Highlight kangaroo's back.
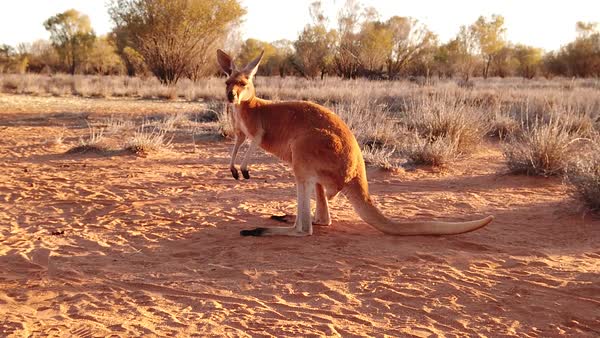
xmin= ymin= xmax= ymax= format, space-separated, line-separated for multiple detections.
xmin=236 ymin=98 xmax=361 ymax=167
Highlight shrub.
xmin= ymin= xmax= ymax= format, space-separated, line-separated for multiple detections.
xmin=102 ymin=116 xmax=135 ymax=135
xmin=503 ymin=120 xmax=584 ymax=176
xmin=490 ymin=112 xmax=520 ymax=139
xmin=403 ymin=133 xmax=459 ymax=167
xmin=156 ymin=113 xmax=190 ymax=131
xmin=216 ymin=103 xmax=234 ymax=138
xmin=362 ymin=145 xmax=399 ymax=170
xmin=334 ymin=98 xmax=402 ymax=148
xmin=109 ymin=0 xmax=245 ymax=84
xmin=125 ymin=125 xmax=172 ymax=155
xmin=567 ymin=143 xmax=600 ymax=212
xmin=403 ymin=92 xmax=489 ymax=154
xmin=68 ymin=126 xmax=110 ymax=153
xmin=399 ymin=91 xmax=489 ymax=166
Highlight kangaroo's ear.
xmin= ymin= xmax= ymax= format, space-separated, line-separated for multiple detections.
xmin=243 ymin=50 xmax=264 ymax=79
xmin=216 ymin=49 xmax=236 ymax=76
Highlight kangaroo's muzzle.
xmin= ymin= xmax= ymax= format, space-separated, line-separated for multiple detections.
xmin=227 ymin=91 xmax=236 ymax=103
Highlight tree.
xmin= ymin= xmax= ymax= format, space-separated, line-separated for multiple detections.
xmin=513 ymin=44 xmax=542 ymax=79
xmin=268 ymin=40 xmax=294 ymax=77
xmin=109 ymin=0 xmax=245 ymax=84
xmin=469 ymin=15 xmax=506 ymax=79
xmin=293 ymin=1 xmax=337 ymax=79
xmin=0 ymin=44 xmax=14 ymax=73
xmin=491 ymin=45 xmax=517 ymax=77
xmin=407 ymin=42 xmax=438 ymax=77
xmin=20 ymin=40 xmax=60 ymax=73
xmin=237 ymin=39 xmax=293 ymax=76
xmin=447 ymin=25 xmax=480 ymax=81
xmin=385 ymin=16 xmax=436 ymax=79
xmin=334 ymin=0 xmax=362 ymax=78
xmin=357 ymin=19 xmax=392 ymax=77
xmin=0 ymin=44 xmax=31 ymax=74
xmin=565 ymin=21 xmax=600 ymax=77
xmin=294 ymin=25 xmax=337 ymax=78
xmin=237 ymin=39 xmax=276 ymax=74
xmin=44 ymin=9 xmax=96 ymax=74
xmin=86 ymin=36 xmax=125 ymax=75
xmin=543 ymin=21 xmax=600 ymax=77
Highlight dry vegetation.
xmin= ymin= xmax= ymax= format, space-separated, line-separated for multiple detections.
xmin=1 ymin=74 xmax=600 ymax=336
xmin=1 ymin=74 xmax=600 ymax=210
xmin=568 ymin=143 xmax=600 ymax=211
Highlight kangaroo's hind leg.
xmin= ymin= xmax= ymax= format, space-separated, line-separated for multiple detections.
xmin=270 ymin=183 xmax=330 ymax=225
xmin=313 ymin=183 xmax=331 ymax=226
xmin=241 ymin=179 xmax=313 ymax=237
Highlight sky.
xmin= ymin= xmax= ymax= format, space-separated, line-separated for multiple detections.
xmin=0 ymin=0 xmax=598 ymax=52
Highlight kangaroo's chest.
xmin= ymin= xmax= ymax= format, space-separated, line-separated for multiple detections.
xmin=233 ymin=105 xmax=259 ymax=138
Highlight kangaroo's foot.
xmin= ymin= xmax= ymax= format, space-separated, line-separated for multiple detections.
xmin=270 ymin=214 xmax=330 ymax=226
xmin=240 ymin=227 xmax=310 ymax=237
xmin=230 ymin=166 xmax=239 ymax=180
xmin=270 ymin=214 xmax=294 ymax=223
xmin=241 ymin=169 xmax=250 ymax=179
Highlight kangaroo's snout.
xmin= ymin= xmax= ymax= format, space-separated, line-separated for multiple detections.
xmin=227 ymin=91 xmax=236 ymax=103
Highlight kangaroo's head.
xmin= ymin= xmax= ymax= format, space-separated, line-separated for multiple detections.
xmin=216 ymin=49 xmax=264 ymax=104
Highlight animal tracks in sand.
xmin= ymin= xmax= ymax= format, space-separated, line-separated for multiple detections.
xmin=0 ymin=97 xmax=598 ymax=337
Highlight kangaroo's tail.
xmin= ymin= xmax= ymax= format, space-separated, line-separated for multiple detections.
xmin=342 ymin=176 xmax=493 ymax=235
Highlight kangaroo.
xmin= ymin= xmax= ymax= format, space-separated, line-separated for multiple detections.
xmin=217 ymin=49 xmax=494 ymax=237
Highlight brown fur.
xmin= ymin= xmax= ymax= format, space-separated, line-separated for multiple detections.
xmin=217 ymin=49 xmax=493 ymax=237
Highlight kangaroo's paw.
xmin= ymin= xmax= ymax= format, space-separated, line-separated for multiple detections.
xmin=241 ymin=169 xmax=250 ymax=179
xmin=240 ymin=227 xmax=310 ymax=237
xmin=230 ymin=167 xmax=239 ymax=180
xmin=270 ymin=214 xmax=294 ymax=223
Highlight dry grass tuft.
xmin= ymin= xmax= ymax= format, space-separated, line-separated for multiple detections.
xmin=503 ymin=119 xmax=585 ymax=176
xmin=47 ymin=126 xmax=67 ymax=146
xmin=568 ymin=143 xmax=600 ymax=212
xmin=216 ymin=104 xmax=235 ymax=138
xmin=154 ymin=113 xmax=191 ymax=132
xmin=403 ymin=133 xmax=459 ymax=167
xmin=334 ymin=98 xmax=402 ymax=148
xmin=560 ymin=113 xmax=597 ymax=138
xmin=125 ymin=125 xmax=172 ymax=155
xmin=67 ymin=126 xmax=110 ymax=154
xmin=403 ymin=92 xmax=489 ymax=154
xmin=491 ymin=112 xmax=520 ymax=139
xmin=102 ymin=116 xmax=136 ymax=135
xmin=399 ymin=91 xmax=489 ymax=166
xmin=361 ymin=145 xmax=399 ymax=170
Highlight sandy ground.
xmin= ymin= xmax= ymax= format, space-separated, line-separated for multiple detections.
xmin=0 ymin=94 xmax=599 ymax=337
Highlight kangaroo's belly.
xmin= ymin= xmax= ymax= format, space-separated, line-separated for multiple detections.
xmin=260 ymin=137 xmax=292 ymax=163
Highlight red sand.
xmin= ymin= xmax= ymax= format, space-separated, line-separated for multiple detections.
xmin=1 ymin=94 xmax=598 ymax=337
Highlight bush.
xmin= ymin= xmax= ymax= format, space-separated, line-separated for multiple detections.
xmin=403 ymin=133 xmax=459 ymax=167
xmin=490 ymin=112 xmax=520 ymax=139
xmin=568 ymin=144 xmax=600 ymax=212
xmin=403 ymin=92 xmax=489 ymax=154
xmin=216 ymin=104 xmax=235 ymax=138
xmin=67 ymin=126 xmax=110 ymax=153
xmin=109 ymin=0 xmax=245 ymax=84
xmin=399 ymin=91 xmax=489 ymax=166
xmin=125 ymin=125 xmax=172 ymax=155
xmin=503 ymin=120 xmax=583 ymax=176
xmin=334 ymin=98 xmax=403 ymax=148
xmin=361 ymin=145 xmax=399 ymax=170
